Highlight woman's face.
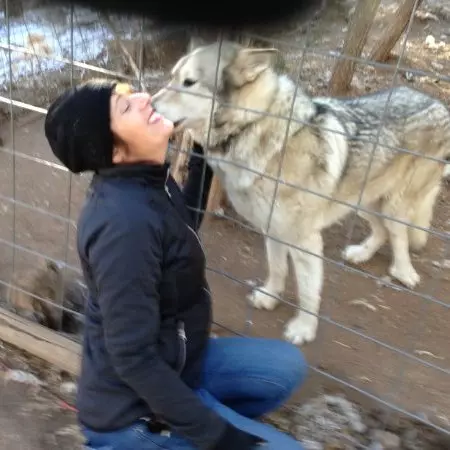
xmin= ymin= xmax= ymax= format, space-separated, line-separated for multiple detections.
xmin=110 ymin=86 xmax=174 ymax=165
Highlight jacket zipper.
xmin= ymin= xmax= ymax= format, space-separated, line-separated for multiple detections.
xmin=164 ymin=169 xmax=172 ymax=199
xmin=175 ymin=320 xmax=187 ymax=374
xmin=165 ymin=180 xmax=210 ymax=298
xmin=186 ymin=224 xmax=206 ymax=256
xmin=165 ymin=168 xmax=209 ymax=375
xmin=164 ymin=167 xmax=206 ymax=257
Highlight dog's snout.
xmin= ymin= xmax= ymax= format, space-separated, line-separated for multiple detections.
xmin=213 ymin=108 xmax=227 ymax=128
xmin=151 ymin=88 xmax=166 ymax=104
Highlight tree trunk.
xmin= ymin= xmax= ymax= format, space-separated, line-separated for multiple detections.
xmin=328 ymin=0 xmax=381 ymax=95
xmin=369 ymin=0 xmax=423 ymax=63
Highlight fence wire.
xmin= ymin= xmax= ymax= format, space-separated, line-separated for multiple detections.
xmin=0 ymin=0 xmax=449 ymax=443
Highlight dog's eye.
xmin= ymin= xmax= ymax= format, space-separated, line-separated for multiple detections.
xmin=183 ymin=79 xmax=197 ymax=88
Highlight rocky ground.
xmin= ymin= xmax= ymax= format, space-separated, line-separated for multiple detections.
xmin=1 ymin=340 xmax=450 ymax=450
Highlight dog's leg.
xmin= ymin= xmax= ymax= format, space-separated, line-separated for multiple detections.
xmin=342 ymin=203 xmax=387 ymax=264
xmin=206 ymin=175 xmax=225 ymax=216
xmin=408 ymin=184 xmax=440 ymax=252
xmin=284 ymin=233 xmax=323 ymax=345
xmin=247 ymin=237 xmax=288 ymax=311
xmin=382 ymin=200 xmax=420 ymax=289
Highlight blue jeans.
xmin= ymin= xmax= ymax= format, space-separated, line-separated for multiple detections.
xmin=82 ymin=337 xmax=307 ymax=449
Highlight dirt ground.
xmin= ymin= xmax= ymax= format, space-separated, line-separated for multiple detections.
xmin=0 ymin=0 xmax=450 ymax=448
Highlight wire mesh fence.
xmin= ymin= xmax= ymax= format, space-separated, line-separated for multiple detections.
xmin=0 ymin=0 xmax=449 ymax=443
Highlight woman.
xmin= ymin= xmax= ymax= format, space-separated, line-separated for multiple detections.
xmin=44 ymin=79 xmax=308 ymax=450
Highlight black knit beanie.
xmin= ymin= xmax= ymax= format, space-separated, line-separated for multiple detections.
xmin=44 ymin=79 xmax=118 ymax=173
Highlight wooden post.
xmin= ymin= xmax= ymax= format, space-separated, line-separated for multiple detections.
xmin=206 ymin=174 xmax=225 ymax=214
xmin=170 ymin=129 xmax=193 ymax=185
xmin=0 ymin=307 xmax=81 ymax=376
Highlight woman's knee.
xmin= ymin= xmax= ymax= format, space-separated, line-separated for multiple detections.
xmin=271 ymin=340 xmax=308 ymax=391
xmin=244 ymin=338 xmax=308 ymax=396
xmin=206 ymin=337 xmax=308 ymax=393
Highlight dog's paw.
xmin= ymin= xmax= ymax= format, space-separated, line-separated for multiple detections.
xmin=342 ymin=244 xmax=372 ymax=265
xmin=389 ymin=263 xmax=420 ymax=289
xmin=247 ymin=287 xmax=279 ymax=311
xmin=283 ymin=315 xmax=318 ymax=346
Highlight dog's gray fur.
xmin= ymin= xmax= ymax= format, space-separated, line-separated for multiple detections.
xmin=153 ymin=41 xmax=450 ymax=345
xmin=7 ymin=260 xmax=86 ymax=335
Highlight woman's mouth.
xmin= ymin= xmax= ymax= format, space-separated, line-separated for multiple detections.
xmin=148 ymin=109 xmax=162 ymax=125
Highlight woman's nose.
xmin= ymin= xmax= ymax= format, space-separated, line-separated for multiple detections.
xmin=140 ymin=95 xmax=152 ymax=110
xmin=133 ymin=93 xmax=152 ymax=109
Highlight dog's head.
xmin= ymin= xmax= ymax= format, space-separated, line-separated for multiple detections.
xmin=152 ymin=41 xmax=279 ymax=144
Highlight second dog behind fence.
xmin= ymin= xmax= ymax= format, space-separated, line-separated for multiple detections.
xmin=6 ymin=259 xmax=86 ymax=335
xmin=153 ymin=40 xmax=450 ymax=346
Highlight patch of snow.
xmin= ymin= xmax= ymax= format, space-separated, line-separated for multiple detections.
xmin=0 ymin=8 xmax=117 ymax=90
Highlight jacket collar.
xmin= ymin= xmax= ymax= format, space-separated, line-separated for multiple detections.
xmin=96 ymin=162 xmax=171 ymax=187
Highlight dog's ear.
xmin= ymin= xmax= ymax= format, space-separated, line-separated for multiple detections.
xmin=170 ymin=54 xmax=189 ymax=77
xmin=237 ymin=48 xmax=278 ymax=82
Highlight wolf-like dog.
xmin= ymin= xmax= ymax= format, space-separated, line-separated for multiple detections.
xmin=153 ymin=41 xmax=450 ymax=345
xmin=7 ymin=259 xmax=86 ymax=335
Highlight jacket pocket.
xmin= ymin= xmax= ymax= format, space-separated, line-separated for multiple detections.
xmin=175 ymin=320 xmax=187 ymax=374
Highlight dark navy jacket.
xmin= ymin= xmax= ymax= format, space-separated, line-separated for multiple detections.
xmin=75 ymin=147 xmax=254 ymax=449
